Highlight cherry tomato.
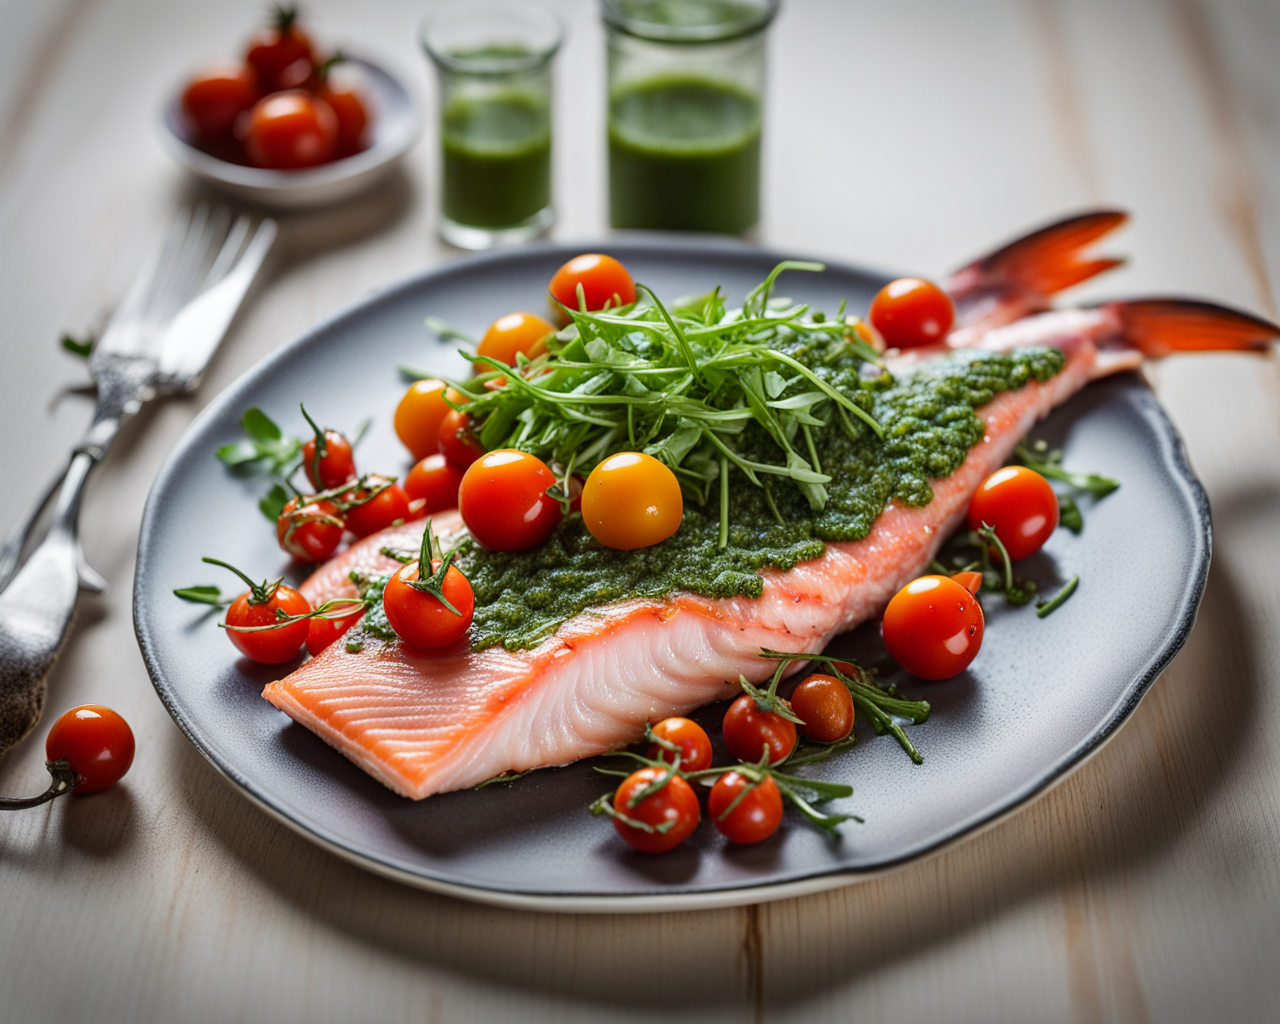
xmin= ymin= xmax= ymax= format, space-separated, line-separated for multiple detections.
xmin=458 ymin=450 xmax=561 ymax=552
xmin=478 ymin=312 xmax=555 ymax=368
xmin=45 ymin=705 xmax=135 ymax=794
xmin=394 ymin=379 xmax=458 ymax=460
xmin=646 ymin=717 xmax=713 ymax=772
xmin=405 ymin=454 xmax=465 ymax=513
xmin=382 ymin=559 xmax=475 ymax=648
xmin=343 ymin=479 xmax=411 ymax=538
xmin=242 ymin=91 xmax=338 ymax=169
xmin=709 ymin=771 xmax=783 ymax=845
xmin=722 ymin=693 xmax=797 ymax=765
xmin=225 ymin=583 xmax=311 ymax=664
xmin=967 ymin=465 xmax=1060 ymax=561
xmin=869 ymin=277 xmax=955 ymax=349
xmin=276 ymin=496 xmax=344 ymax=562
xmin=182 ymin=63 xmax=259 ymax=139
xmin=301 ymin=429 xmax=356 ymax=490
xmin=881 ymin=574 xmax=985 ymax=680
xmin=245 ymin=7 xmax=314 ymax=93
xmin=580 ymin=452 xmax=683 ymax=550
xmin=952 ymin=570 xmax=983 ymax=595
xmin=319 ymin=84 xmax=369 ymax=156
xmin=611 ymin=767 xmax=700 ymax=854
xmin=790 ymin=674 xmax=854 ymax=742
xmin=549 ymin=254 xmax=636 ymax=319
xmin=438 ymin=408 xmax=485 ymax=469
xmin=305 ymin=605 xmax=363 ymax=656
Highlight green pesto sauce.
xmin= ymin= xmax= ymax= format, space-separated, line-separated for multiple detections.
xmin=365 ymin=347 xmax=1064 ymax=651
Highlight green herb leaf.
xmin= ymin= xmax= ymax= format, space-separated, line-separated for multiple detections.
xmin=258 ymin=484 xmax=290 ymax=522
xmin=173 ymin=585 xmax=224 ymax=605
xmin=61 ymin=333 xmax=94 ymax=359
xmin=1058 ymin=493 xmax=1083 ymax=533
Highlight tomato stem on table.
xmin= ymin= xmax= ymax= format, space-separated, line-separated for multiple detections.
xmin=973 ymin=525 xmax=1037 ymax=606
xmin=1036 ymin=575 xmax=1079 ymax=618
xmin=0 ymin=759 xmax=79 ymax=810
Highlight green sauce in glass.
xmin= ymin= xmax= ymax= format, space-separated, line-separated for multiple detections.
xmin=442 ymin=92 xmax=551 ymax=229
xmin=608 ymin=75 xmax=761 ymax=233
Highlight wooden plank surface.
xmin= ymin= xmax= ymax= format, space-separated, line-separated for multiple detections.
xmin=1 ymin=0 xmax=1277 ymax=1020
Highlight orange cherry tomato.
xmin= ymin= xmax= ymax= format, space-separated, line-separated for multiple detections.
xmin=225 ymin=584 xmax=311 ymax=664
xmin=881 ymin=575 xmax=985 ymax=680
xmin=458 ymin=450 xmax=561 ymax=552
xmin=405 ymin=454 xmax=465 ymax=512
xmin=790 ymin=674 xmax=854 ymax=742
xmin=343 ymin=478 xmax=411 ymax=538
xmin=301 ymin=428 xmax=356 ymax=490
xmin=438 ymin=408 xmax=485 ymax=469
xmin=382 ymin=559 xmax=475 ymax=648
xmin=549 ymin=254 xmax=636 ymax=319
xmin=245 ymin=7 xmax=314 ymax=93
xmin=276 ymin=496 xmax=344 ymax=562
xmin=869 ymin=277 xmax=955 ymax=349
xmin=646 ymin=717 xmax=713 ymax=772
xmin=722 ymin=693 xmax=797 ymax=765
xmin=967 ymin=465 xmax=1060 ymax=561
xmin=242 ymin=91 xmax=337 ymax=169
xmin=182 ymin=63 xmax=259 ymax=139
xmin=45 ymin=705 xmax=135 ymax=794
xmin=580 ymin=452 xmax=683 ymax=550
xmin=477 ymin=312 xmax=556 ymax=367
xmin=611 ymin=767 xmax=700 ymax=854
xmin=394 ymin=380 xmax=459 ymax=460
xmin=709 ymin=772 xmax=783 ymax=845
xmin=305 ymin=605 xmax=363 ymax=656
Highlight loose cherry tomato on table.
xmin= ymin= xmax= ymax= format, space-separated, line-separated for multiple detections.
xmin=477 ymin=312 xmax=556 ymax=367
xmin=709 ymin=771 xmax=783 ymax=845
xmin=394 ymin=380 xmax=459 ymax=460
xmin=789 ymin=674 xmax=854 ymax=743
xmin=300 ymin=408 xmax=356 ymax=490
xmin=881 ymin=574 xmax=985 ymax=680
xmin=967 ymin=465 xmax=1060 ymax=561
xmin=182 ymin=63 xmax=259 ymax=139
xmin=245 ymin=5 xmax=314 ymax=93
xmin=610 ymin=767 xmax=701 ymax=854
xmin=45 ymin=705 xmax=135 ymax=794
xmin=241 ymin=91 xmax=338 ymax=169
xmin=382 ymin=526 xmax=475 ymax=648
xmin=646 ymin=717 xmax=713 ymax=772
xmin=212 ymin=558 xmax=312 ymax=665
xmin=458 ymin=450 xmax=561 ymax=552
xmin=580 ymin=452 xmax=683 ymax=550
xmin=868 ymin=277 xmax=955 ymax=349
xmin=722 ymin=692 xmax=797 ymax=765
xmin=305 ymin=604 xmax=363 ymax=656
xmin=276 ymin=496 xmax=344 ymax=562
xmin=438 ymin=408 xmax=485 ymax=469
xmin=343 ymin=477 xmax=411 ymax=538
xmin=549 ymin=254 xmax=636 ymax=319
xmin=405 ymin=454 xmax=465 ymax=512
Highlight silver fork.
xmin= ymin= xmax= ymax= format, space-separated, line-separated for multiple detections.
xmin=0 ymin=206 xmax=276 ymax=755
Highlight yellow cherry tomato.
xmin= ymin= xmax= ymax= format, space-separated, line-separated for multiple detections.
xmin=581 ymin=452 xmax=683 ymax=550
xmin=477 ymin=312 xmax=555 ymax=368
xmin=395 ymin=380 xmax=463 ymax=461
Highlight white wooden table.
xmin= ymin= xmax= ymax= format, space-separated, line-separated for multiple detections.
xmin=2 ymin=1 xmax=1278 ymax=1020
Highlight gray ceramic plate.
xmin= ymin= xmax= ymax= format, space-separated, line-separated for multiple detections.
xmin=134 ymin=240 xmax=1211 ymax=912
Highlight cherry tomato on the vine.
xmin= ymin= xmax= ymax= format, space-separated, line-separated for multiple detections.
xmin=182 ymin=63 xmax=259 ymax=139
xmin=45 ymin=705 xmax=135 ymax=794
xmin=438 ymin=408 xmax=484 ymax=469
xmin=301 ymin=428 xmax=356 ymax=490
xmin=580 ymin=452 xmax=683 ymax=551
xmin=722 ymin=693 xmax=797 ymax=765
xmin=790 ymin=674 xmax=854 ymax=743
xmin=242 ymin=91 xmax=338 ymax=169
xmin=611 ymin=767 xmax=700 ymax=854
xmin=458 ymin=450 xmax=561 ymax=552
xmin=305 ymin=605 xmax=363 ymax=656
xmin=225 ymin=583 xmax=311 ymax=664
xmin=405 ymin=454 xmax=465 ymax=513
xmin=343 ymin=478 xmax=411 ymax=538
xmin=382 ymin=558 xmax=475 ymax=649
xmin=394 ymin=380 xmax=460 ymax=461
xmin=646 ymin=717 xmax=713 ymax=772
xmin=709 ymin=771 xmax=783 ymax=845
xmin=549 ymin=254 xmax=636 ymax=319
xmin=477 ymin=312 xmax=555 ymax=367
xmin=276 ymin=496 xmax=344 ymax=562
xmin=881 ymin=574 xmax=984 ymax=680
xmin=245 ymin=7 xmax=314 ymax=93
xmin=967 ymin=465 xmax=1060 ymax=562
xmin=869 ymin=277 xmax=955 ymax=350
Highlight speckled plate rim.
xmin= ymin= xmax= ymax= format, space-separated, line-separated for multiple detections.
xmin=134 ymin=239 xmax=1211 ymax=914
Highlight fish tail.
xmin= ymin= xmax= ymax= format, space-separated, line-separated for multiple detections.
xmin=1106 ymin=299 xmax=1279 ymax=357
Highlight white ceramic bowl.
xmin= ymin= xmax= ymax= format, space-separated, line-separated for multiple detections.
xmin=160 ymin=57 xmax=421 ymax=209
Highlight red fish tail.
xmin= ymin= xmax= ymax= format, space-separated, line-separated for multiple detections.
xmin=1104 ymin=299 xmax=1279 ymax=357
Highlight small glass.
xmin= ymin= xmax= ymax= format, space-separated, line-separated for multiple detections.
xmin=421 ymin=3 xmax=563 ymax=250
xmin=601 ymin=0 xmax=778 ymax=235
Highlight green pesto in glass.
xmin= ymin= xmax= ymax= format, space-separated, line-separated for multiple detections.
xmin=608 ymin=75 xmax=761 ymax=233
xmin=361 ymin=346 xmax=1066 ymax=651
xmin=442 ymin=91 xmax=551 ymax=229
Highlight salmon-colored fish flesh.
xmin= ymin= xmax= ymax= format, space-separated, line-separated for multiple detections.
xmin=262 ymin=213 xmax=1277 ymax=799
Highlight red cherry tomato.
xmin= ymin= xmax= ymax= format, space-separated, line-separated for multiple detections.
xmin=646 ymin=717 xmax=713 ymax=772
xmin=882 ymin=575 xmax=985 ymax=680
xmin=709 ymin=771 xmax=783 ymax=845
xmin=242 ymin=91 xmax=338 ymax=169
xmin=305 ymin=605 xmax=363 ymax=656
xmin=245 ymin=8 xmax=314 ymax=93
xmin=301 ymin=429 xmax=356 ymax=490
xmin=276 ymin=496 xmax=344 ymax=562
xmin=789 ymin=674 xmax=854 ymax=742
xmin=611 ymin=767 xmax=700 ymax=854
xmin=405 ymin=454 xmax=465 ymax=513
xmin=967 ymin=465 xmax=1060 ymax=561
xmin=343 ymin=479 xmax=411 ymax=538
xmin=722 ymin=693 xmax=797 ymax=765
xmin=458 ymin=450 xmax=561 ymax=552
xmin=869 ymin=277 xmax=955 ymax=349
xmin=438 ymin=408 xmax=485 ymax=469
xmin=319 ymin=84 xmax=369 ymax=156
xmin=45 ymin=705 xmax=135 ymax=794
xmin=549 ymin=254 xmax=636 ymax=319
xmin=225 ymin=584 xmax=311 ymax=664
xmin=580 ymin=452 xmax=683 ymax=550
xmin=182 ymin=63 xmax=259 ymax=139
xmin=382 ymin=559 xmax=475 ymax=648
